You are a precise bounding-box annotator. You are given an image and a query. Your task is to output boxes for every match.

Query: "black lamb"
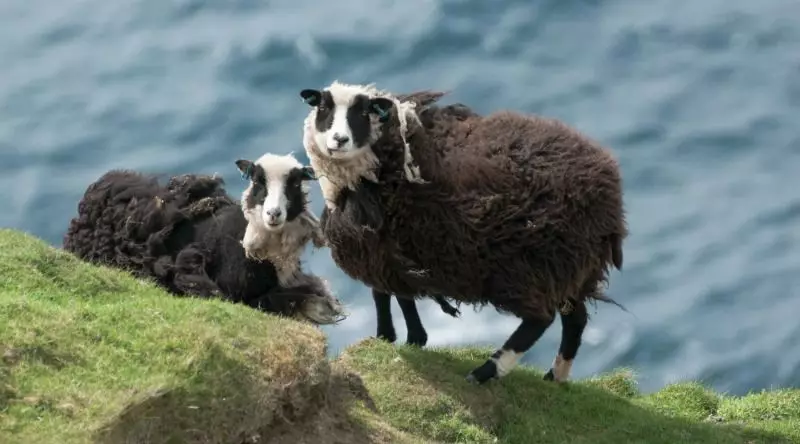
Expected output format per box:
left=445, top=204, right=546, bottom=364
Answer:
left=62, top=152, right=346, bottom=325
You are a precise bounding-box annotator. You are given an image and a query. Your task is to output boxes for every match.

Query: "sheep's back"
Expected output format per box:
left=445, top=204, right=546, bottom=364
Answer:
left=63, top=170, right=236, bottom=281
left=372, top=110, right=626, bottom=315
left=440, top=112, right=625, bottom=235
left=63, top=170, right=170, bottom=271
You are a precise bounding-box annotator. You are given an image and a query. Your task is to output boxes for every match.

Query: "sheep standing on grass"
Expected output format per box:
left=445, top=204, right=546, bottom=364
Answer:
left=297, top=81, right=628, bottom=384
left=62, top=152, right=346, bottom=325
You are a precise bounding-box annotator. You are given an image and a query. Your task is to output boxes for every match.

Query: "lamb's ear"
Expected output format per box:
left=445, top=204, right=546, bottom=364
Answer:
left=300, top=166, right=317, bottom=181
left=300, top=89, right=322, bottom=107
left=235, top=159, right=254, bottom=180
left=369, top=97, right=394, bottom=123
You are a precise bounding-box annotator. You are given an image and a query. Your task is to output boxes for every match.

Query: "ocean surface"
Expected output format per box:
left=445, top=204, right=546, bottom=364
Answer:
left=2, top=0, right=798, bottom=395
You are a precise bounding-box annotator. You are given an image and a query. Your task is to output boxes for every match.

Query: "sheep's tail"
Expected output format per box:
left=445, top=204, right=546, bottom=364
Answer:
left=609, top=233, right=624, bottom=270
left=591, top=292, right=629, bottom=314
left=432, top=295, right=461, bottom=318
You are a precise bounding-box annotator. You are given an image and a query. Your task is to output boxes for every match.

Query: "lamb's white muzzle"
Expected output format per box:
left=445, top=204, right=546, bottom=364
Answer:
left=262, top=179, right=288, bottom=230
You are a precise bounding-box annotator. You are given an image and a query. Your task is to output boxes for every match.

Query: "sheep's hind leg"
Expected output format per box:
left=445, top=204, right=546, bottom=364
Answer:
left=397, top=296, right=428, bottom=347
left=544, top=300, right=588, bottom=383
left=466, top=311, right=556, bottom=384
left=373, top=289, right=397, bottom=343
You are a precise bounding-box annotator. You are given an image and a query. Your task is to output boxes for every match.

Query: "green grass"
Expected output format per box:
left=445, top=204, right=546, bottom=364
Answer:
left=0, top=229, right=370, bottom=444
left=338, top=341, right=800, bottom=443
left=1, top=228, right=799, bottom=443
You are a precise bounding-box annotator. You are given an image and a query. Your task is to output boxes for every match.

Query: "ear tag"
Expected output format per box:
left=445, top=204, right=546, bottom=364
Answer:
left=240, top=164, right=253, bottom=181
left=373, top=104, right=390, bottom=122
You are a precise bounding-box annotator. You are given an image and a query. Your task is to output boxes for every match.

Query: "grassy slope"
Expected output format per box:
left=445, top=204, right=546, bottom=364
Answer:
left=339, top=341, right=800, bottom=443
left=1, top=228, right=798, bottom=444
left=0, top=229, right=409, bottom=444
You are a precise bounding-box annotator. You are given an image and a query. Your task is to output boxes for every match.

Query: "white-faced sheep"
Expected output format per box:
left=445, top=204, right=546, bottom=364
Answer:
left=62, top=152, right=346, bottom=325
left=296, top=81, right=628, bottom=384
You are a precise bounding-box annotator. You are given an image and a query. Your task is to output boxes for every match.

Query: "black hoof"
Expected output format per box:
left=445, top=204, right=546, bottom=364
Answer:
left=466, top=360, right=497, bottom=385
left=406, top=331, right=428, bottom=347
left=543, top=369, right=555, bottom=381
left=376, top=328, right=397, bottom=344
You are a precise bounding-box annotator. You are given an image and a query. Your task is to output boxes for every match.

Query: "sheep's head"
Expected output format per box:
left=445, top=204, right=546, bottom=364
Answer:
left=299, top=81, right=425, bottom=191
left=300, top=83, right=394, bottom=159
left=235, top=153, right=316, bottom=232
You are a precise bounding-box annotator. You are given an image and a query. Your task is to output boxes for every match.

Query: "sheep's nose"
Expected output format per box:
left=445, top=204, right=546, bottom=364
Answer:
left=266, top=208, right=282, bottom=218
left=332, top=133, right=349, bottom=146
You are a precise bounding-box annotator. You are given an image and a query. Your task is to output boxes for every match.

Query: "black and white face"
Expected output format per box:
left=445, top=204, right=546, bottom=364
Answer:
left=235, top=154, right=316, bottom=231
left=300, top=85, right=394, bottom=158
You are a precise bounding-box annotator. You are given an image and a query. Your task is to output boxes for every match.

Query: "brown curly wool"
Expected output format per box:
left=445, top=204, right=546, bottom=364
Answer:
left=302, top=82, right=627, bottom=383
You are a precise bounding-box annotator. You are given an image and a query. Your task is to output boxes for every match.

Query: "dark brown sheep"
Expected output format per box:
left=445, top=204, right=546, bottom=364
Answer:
left=298, top=81, right=628, bottom=384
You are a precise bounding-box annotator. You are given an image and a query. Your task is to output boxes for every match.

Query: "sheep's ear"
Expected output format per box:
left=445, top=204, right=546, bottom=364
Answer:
left=235, top=159, right=254, bottom=180
left=300, top=166, right=317, bottom=181
left=369, top=97, right=394, bottom=123
left=300, top=89, right=322, bottom=107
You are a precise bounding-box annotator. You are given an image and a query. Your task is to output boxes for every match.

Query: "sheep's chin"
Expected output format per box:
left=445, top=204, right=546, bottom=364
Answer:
left=260, top=221, right=285, bottom=232
left=321, top=145, right=370, bottom=162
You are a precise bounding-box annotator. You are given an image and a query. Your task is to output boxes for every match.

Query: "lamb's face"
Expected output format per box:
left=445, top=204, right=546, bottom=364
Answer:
left=300, top=84, right=394, bottom=159
left=235, top=153, right=316, bottom=231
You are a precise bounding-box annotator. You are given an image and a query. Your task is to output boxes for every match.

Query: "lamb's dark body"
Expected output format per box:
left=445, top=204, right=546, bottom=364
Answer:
left=316, top=90, right=626, bottom=381
left=63, top=170, right=335, bottom=320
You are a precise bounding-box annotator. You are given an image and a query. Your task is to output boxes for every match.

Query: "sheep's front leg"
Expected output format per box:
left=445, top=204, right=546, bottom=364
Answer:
left=241, top=220, right=267, bottom=260
left=311, top=225, right=326, bottom=249
left=466, top=311, right=556, bottom=384
left=373, top=289, right=396, bottom=343
left=396, top=296, right=428, bottom=347
left=300, top=210, right=326, bottom=249
left=544, top=300, right=588, bottom=383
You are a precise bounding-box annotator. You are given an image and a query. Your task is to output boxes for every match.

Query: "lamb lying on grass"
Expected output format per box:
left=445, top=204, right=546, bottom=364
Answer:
left=62, top=152, right=346, bottom=325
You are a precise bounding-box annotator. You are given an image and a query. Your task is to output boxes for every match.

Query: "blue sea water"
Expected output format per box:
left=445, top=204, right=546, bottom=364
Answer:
left=1, top=0, right=798, bottom=396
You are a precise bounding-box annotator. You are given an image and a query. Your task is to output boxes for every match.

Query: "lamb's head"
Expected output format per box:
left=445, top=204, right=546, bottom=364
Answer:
left=235, top=153, right=316, bottom=232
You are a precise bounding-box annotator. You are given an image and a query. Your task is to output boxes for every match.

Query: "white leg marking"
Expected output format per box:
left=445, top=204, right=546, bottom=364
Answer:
left=551, top=353, right=573, bottom=382
left=492, top=349, right=522, bottom=377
